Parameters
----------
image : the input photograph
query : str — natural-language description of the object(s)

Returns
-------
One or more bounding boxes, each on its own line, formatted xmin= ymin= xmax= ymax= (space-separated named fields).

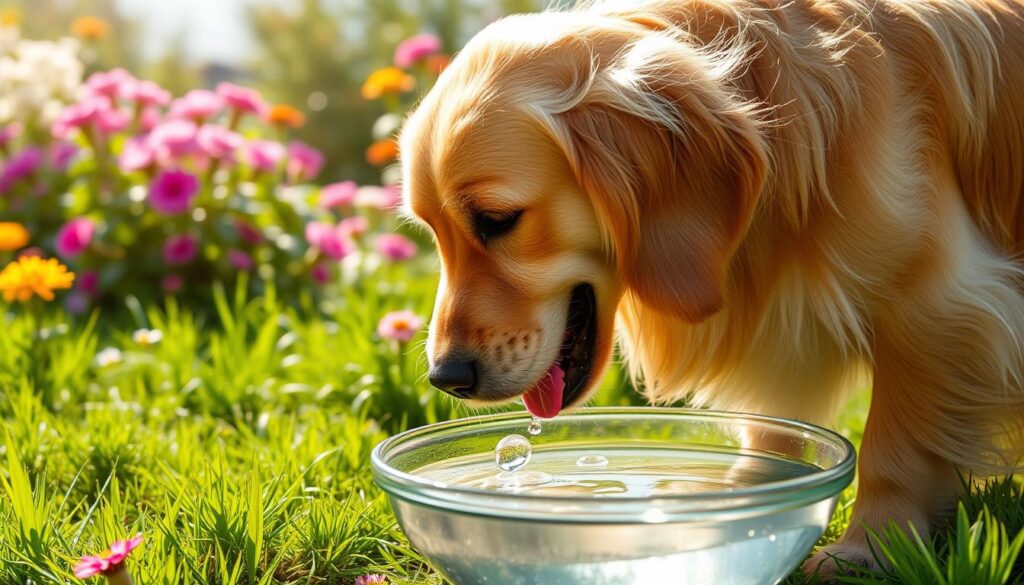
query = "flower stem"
xmin=104 ymin=567 xmax=134 ymax=585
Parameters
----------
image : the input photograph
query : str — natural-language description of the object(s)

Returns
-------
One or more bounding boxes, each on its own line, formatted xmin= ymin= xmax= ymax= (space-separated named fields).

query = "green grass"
xmin=1 ymin=273 xmax=1022 ymax=584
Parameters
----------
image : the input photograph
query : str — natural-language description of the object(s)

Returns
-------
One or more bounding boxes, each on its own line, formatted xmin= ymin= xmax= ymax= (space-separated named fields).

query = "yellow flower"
xmin=0 ymin=256 xmax=75 ymax=303
xmin=0 ymin=222 xmax=30 ymax=251
xmin=361 ymin=67 xmax=415 ymax=100
xmin=0 ymin=8 xmax=20 ymax=27
xmin=71 ymin=16 xmax=109 ymax=40
xmin=266 ymin=104 xmax=305 ymax=128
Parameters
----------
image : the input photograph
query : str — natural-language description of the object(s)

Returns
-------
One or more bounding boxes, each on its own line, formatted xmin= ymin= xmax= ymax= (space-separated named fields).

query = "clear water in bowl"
xmin=405 ymin=445 xmax=829 ymax=584
xmin=417 ymin=445 xmax=820 ymax=496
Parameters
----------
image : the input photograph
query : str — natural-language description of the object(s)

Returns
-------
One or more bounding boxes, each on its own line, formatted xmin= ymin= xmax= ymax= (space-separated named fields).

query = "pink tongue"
xmin=522 ymin=364 xmax=565 ymax=419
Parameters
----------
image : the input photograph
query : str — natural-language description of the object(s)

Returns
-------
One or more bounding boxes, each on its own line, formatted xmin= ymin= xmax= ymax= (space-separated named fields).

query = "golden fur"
xmin=400 ymin=0 xmax=1024 ymax=576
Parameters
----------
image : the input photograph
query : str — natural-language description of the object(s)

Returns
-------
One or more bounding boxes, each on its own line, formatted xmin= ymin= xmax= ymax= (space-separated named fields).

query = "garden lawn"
xmin=1 ymin=278 xmax=1022 ymax=584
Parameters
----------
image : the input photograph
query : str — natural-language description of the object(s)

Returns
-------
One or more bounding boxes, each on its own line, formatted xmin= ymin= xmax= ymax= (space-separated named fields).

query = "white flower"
xmin=94 ymin=347 xmax=123 ymax=368
xmin=0 ymin=28 xmax=83 ymax=129
xmin=372 ymin=113 xmax=402 ymax=140
xmin=132 ymin=328 xmax=164 ymax=347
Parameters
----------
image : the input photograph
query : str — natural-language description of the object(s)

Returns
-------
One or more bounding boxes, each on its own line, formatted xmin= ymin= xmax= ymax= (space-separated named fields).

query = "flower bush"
xmin=0 ymin=31 xmax=434 ymax=312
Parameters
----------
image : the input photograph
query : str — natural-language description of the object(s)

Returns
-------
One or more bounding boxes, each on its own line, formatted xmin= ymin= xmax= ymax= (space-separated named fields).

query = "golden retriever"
xmin=399 ymin=0 xmax=1024 ymax=577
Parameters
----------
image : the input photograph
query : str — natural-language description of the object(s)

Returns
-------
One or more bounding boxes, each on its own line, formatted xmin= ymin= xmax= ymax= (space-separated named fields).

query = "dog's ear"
xmin=559 ymin=35 xmax=767 ymax=322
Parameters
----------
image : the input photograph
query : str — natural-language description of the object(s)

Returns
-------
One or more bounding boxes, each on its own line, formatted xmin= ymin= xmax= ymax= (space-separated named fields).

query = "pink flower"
xmin=394 ymin=33 xmax=442 ymax=68
xmin=73 ymin=535 xmax=142 ymax=579
xmin=375 ymin=233 xmax=418 ymax=261
xmin=119 ymin=137 xmax=155 ymax=173
xmin=85 ymin=68 xmax=135 ymax=100
xmin=245 ymin=140 xmax=285 ymax=173
xmin=319 ymin=181 xmax=358 ymax=209
xmin=122 ymin=79 xmax=171 ymax=106
xmin=355 ymin=185 xmax=401 ymax=210
xmin=65 ymin=291 xmax=90 ymax=315
xmin=227 ymin=249 xmax=254 ymax=271
xmin=95 ymin=107 xmax=130 ymax=135
xmin=305 ymin=221 xmax=352 ymax=260
xmin=55 ymin=218 xmax=95 ymax=258
xmin=169 ymin=89 xmax=223 ymax=122
xmin=162 ymin=274 xmax=184 ymax=294
xmin=234 ymin=220 xmax=263 ymax=245
xmin=162 ymin=234 xmax=198 ymax=265
xmin=78 ymin=270 xmax=99 ymax=295
xmin=377 ymin=310 xmax=423 ymax=343
xmin=286 ymin=140 xmax=324 ymax=182
xmin=216 ymin=82 xmax=268 ymax=117
xmin=196 ymin=125 xmax=243 ymax=161
xmin=338 ymin=216 xmax=369 ymax=239
xmin=139 ymin=107 xmax=162 ymax=132
xmin=49 ymin=142 xmax=78 ymax=170
xmin=355 ymin=575 xmax=388 ymax=585
xmin=50 ymin=96 xmax=106 ymax=139
xmin=0 ymin=123 xmax=21 ymax=148
xmin=311 ymin=262 xmax=331 ymax=285
xmin=149 ymin=169 xmax=199 ymax=215
xmin=147 ymin=120 xmax=198 ymax=160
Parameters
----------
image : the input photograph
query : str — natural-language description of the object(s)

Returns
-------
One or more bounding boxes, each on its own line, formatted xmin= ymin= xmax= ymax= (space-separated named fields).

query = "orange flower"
xmin=266 ymin=104 xmax=305 ymax=128
xmin=426 ymin=54 xmax=451 ymax=75
xmin=71 ymin=16 xmax=110 ymax=40
xmin=0 ymin=222 xmax=29 ymax=252
xmin=361 ymin=67 xmax=415 ymax=100
xmin=366 ymin=139 xmax=399 ymax=166
xmin=0 ymin=256 xmax=75 ymax=302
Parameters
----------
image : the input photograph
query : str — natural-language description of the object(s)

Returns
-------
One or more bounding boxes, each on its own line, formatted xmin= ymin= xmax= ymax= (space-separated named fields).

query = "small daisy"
xmin=95 ymin=347 xmax=122 ymax=368
xmin=132 ymin=329 xmax=163 ymax=347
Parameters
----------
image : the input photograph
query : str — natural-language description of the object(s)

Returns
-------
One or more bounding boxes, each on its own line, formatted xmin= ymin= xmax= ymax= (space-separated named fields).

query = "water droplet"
xmin=576 ymin=454 xmax=609 ymax=468
xmin=527 ymin=417 xmax=542 ymax=436
xmin=495 ymin=434 xmax=532 ymax=472
xmin=747 ymin=529 xmax=756 ymax=538
xmin=768 ymin=534 xmax=777 ymax=542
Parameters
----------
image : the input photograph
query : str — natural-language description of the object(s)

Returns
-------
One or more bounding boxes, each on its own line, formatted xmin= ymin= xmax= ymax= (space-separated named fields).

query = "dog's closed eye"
xmin=473 ymin=209 xmax=523 ymax=243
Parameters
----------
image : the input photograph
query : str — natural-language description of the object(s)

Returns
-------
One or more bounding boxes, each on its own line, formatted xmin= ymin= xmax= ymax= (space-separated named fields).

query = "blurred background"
xmin=5 ymin=0 xmax=568 ymax=184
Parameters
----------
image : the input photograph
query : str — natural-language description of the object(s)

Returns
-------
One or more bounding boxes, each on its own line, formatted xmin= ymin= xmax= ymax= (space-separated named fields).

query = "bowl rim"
xmin=371 ymin=407 xmax=856 ymax=523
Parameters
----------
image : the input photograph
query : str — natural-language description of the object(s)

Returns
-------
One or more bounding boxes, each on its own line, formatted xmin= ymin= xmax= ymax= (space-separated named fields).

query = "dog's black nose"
xmin=429 ymin=358 xmax=477 ymax=398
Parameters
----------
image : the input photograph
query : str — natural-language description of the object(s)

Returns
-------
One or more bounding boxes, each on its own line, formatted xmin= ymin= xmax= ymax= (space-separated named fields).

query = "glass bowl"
xmin=372 ymin=407 xmax=855 ymax=585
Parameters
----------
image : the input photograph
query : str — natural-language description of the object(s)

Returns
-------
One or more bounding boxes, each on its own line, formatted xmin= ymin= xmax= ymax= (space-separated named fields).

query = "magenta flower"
xmin=147 ymin=120 xmax=198 ymax=160
xmin=377 ymin=310 xmax=424 ymax=343
xmin=394 ymin=33 xmax=442 ymax=68
xmin=118 ymin=137 xmax=155 ymax=173
xmin=375 ymin=233 xmax=418 ymax=261
xmin=227 ymin=249 xmax=254 ymax=271
xmin=305 ymin=221 xmax=352 ymax=260
xmin=122 ymin=79 xmax=171 ymax=106
xmin=55 ymin=218 xmax=95 ymax=258
xmin=149 ymin=170 xmax=199 ymax=215
xmin=49 ymin=142 xmax=78 ymax=170
xmin=162 ymin=234 xmax=198 ymax=265
xmin=216 ymin=82 xmax=268 ymax=117
xmin=319 ymin=181 xmax=358 ymax=209
xmin=311 ymin=262 xmax=331 ymax=285
xmin=74 ymin=535 xmax=142 ymax=579
xmin=139 ymin=107 xmax=162 ymax=133
xmin=162 ymin=274 xmax=184 ymax=294
xmin=0 ymin=123 xmax=21 ymax=148
xmin=338 ymin=216 xmax=369 ymax=239
xmin=245 ymin=140 xmax=285 ymax=173
xmin=354 ymin=575 xmax=388 ymax=585
xmin=169 ymin=89 xmax=223 ymax=122
xmin=78 ymin=270 xmax=99 ymax=295
xmin=286 ymin=140 xmax=324 ymax=182
xmin=0 ymin=147 xmax=44 ymax=192
xmin=234 ymin=220 xmax=263 ymax=245
xmin=196 ymin=125 xmax=243 ymax=160
xmin=85 ymin=68 xmax=136 ymax=101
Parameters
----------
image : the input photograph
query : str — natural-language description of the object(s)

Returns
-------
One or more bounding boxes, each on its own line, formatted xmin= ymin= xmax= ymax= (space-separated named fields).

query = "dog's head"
xmin=400 ymin=10 xmax=767 ymax=416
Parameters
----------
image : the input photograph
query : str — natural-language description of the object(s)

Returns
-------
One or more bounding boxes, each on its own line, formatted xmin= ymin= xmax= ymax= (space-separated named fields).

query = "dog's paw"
xmin=802 ymin=541 xmax=881 ymax=583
